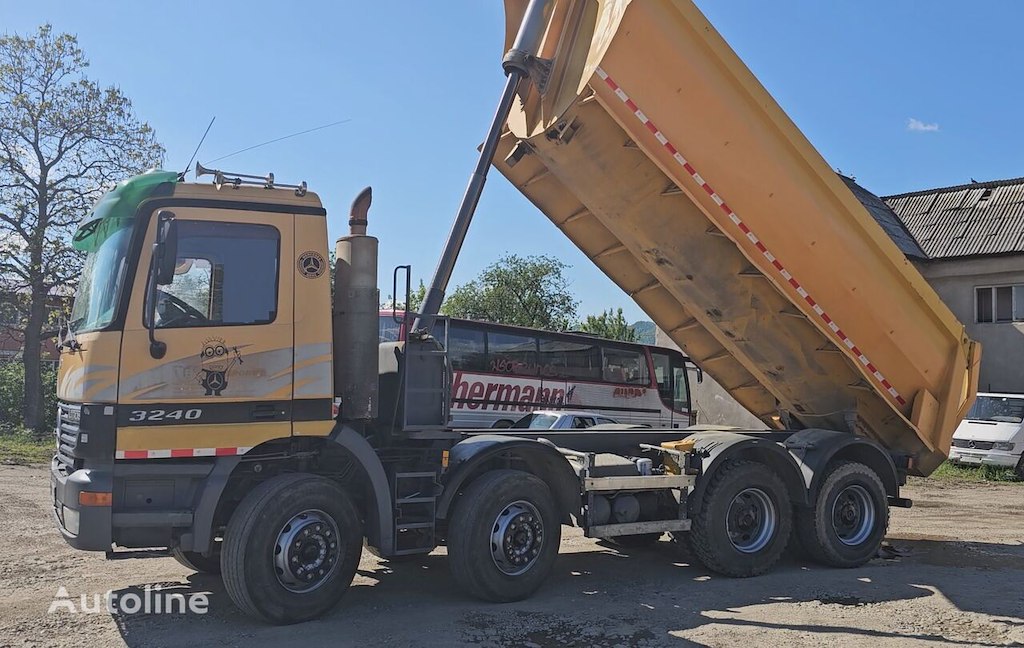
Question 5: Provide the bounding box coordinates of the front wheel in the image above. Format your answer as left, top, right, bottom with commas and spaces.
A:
688, 460, 792, 577
221, 474, 363, 624
448, 469, 561, 602
795, 461, 888, 568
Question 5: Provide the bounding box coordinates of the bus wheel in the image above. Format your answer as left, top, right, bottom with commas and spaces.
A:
222, 474, 362, 624
795, 461, 888, 568
689, 460, 791, 577
171, 545, 221, 574
448, 469, 561, 602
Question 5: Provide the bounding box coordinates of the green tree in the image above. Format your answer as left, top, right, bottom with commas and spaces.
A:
442, 254, 578, 330
578, 307, 639, 342
0, 25, 164, 430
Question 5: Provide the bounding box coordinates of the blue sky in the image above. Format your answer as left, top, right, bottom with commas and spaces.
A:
4, 1, 1022, 323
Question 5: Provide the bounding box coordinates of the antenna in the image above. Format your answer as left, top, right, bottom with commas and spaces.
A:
179, 116, 216, 181
207, 118, 351, 164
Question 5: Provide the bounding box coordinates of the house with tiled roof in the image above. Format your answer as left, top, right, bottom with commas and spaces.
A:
884, 178, 1024, 393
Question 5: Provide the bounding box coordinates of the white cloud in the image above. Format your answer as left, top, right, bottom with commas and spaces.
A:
907, 117, 939, 132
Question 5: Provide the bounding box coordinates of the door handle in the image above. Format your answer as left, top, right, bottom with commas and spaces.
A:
250, 405, 286, 421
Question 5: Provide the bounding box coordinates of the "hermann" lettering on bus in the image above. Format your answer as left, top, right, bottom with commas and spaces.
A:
452, 371, 567, 411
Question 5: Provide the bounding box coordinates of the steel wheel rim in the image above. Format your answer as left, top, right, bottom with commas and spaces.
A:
727, 487, 777, 553
832, 484, 876, 547
274, 509, 342, 593
490, 500, 544, 576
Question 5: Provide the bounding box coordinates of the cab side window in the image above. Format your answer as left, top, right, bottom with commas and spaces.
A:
147, 221, 280, 328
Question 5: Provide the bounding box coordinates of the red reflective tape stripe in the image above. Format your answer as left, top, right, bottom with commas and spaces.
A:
170, 448, 193, 458
215, 447, 237, 456
123, 450, 148, 459
595, 65, 905, 408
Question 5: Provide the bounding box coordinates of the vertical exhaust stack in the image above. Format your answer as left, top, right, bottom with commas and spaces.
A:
334, 187, 379, 421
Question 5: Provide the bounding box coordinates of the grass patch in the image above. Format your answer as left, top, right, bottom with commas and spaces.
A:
930, 460, 1021, 483
0, 427, 53, 466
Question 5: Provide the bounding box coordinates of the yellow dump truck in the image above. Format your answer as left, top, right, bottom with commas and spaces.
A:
50, 0, 978, 625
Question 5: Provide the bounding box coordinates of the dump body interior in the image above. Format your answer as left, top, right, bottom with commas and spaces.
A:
494, 0, 980, 475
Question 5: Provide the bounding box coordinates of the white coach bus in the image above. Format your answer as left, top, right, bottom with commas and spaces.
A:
380, 313, 699, 429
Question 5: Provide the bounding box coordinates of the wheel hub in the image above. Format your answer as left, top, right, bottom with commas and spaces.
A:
726, 487, 777, 554
490, 500, 544, 576
274, 509, 341, 593
832, 484, 875, 547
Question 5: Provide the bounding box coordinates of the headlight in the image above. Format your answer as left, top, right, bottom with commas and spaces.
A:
994, 442, 1015, 452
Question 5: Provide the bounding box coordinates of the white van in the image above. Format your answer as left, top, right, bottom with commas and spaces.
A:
949, 392, 1024, 476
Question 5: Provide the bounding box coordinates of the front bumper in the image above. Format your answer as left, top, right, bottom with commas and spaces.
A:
51, 458, 112, 551
948, 447, 1020, 469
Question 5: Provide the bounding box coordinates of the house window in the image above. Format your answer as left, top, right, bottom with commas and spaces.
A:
976, 284, 1024, 323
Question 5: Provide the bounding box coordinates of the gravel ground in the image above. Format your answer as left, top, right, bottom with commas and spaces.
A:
1, 464, 1022, 647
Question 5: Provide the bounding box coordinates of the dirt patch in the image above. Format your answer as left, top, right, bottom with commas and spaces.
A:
1, 465, 1023, 647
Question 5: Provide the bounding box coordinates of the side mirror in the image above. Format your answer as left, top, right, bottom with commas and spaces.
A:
153, 211, 178, 286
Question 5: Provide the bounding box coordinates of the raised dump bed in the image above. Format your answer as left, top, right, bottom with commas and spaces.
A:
494, 0, 979, 474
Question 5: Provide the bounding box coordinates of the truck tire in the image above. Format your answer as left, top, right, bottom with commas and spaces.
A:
795, 461, 888, 568
221, 473, 362, 624
689, 460, 791, 577
171, 546, 221, 574
448, 469, 561, 602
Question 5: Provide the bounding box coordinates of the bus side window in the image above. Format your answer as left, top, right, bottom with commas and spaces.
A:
449, 325, 486, 371
487, 331, 538, 376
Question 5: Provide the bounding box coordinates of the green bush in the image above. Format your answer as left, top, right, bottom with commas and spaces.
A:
0, 361, 57, 435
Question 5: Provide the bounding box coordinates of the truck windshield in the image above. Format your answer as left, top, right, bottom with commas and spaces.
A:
966, 396, 1024, 424
69, 223, 133, 333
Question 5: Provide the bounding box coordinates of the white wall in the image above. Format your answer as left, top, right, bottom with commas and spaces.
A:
916, 255, 1024, 393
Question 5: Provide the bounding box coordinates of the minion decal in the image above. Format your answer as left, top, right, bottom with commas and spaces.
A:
196, 338, 244, 396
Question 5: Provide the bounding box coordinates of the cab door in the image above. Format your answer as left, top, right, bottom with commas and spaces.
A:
116, 205, 294, 458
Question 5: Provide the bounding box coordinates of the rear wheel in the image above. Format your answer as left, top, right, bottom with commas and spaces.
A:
221, 474, 363, 624
448, 469, 561, 602
795, 461, 888, 568
689, 460, 791, 577
171, 545, 221, 574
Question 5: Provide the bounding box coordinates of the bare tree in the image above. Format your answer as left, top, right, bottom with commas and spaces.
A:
0, 25, 164, 430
